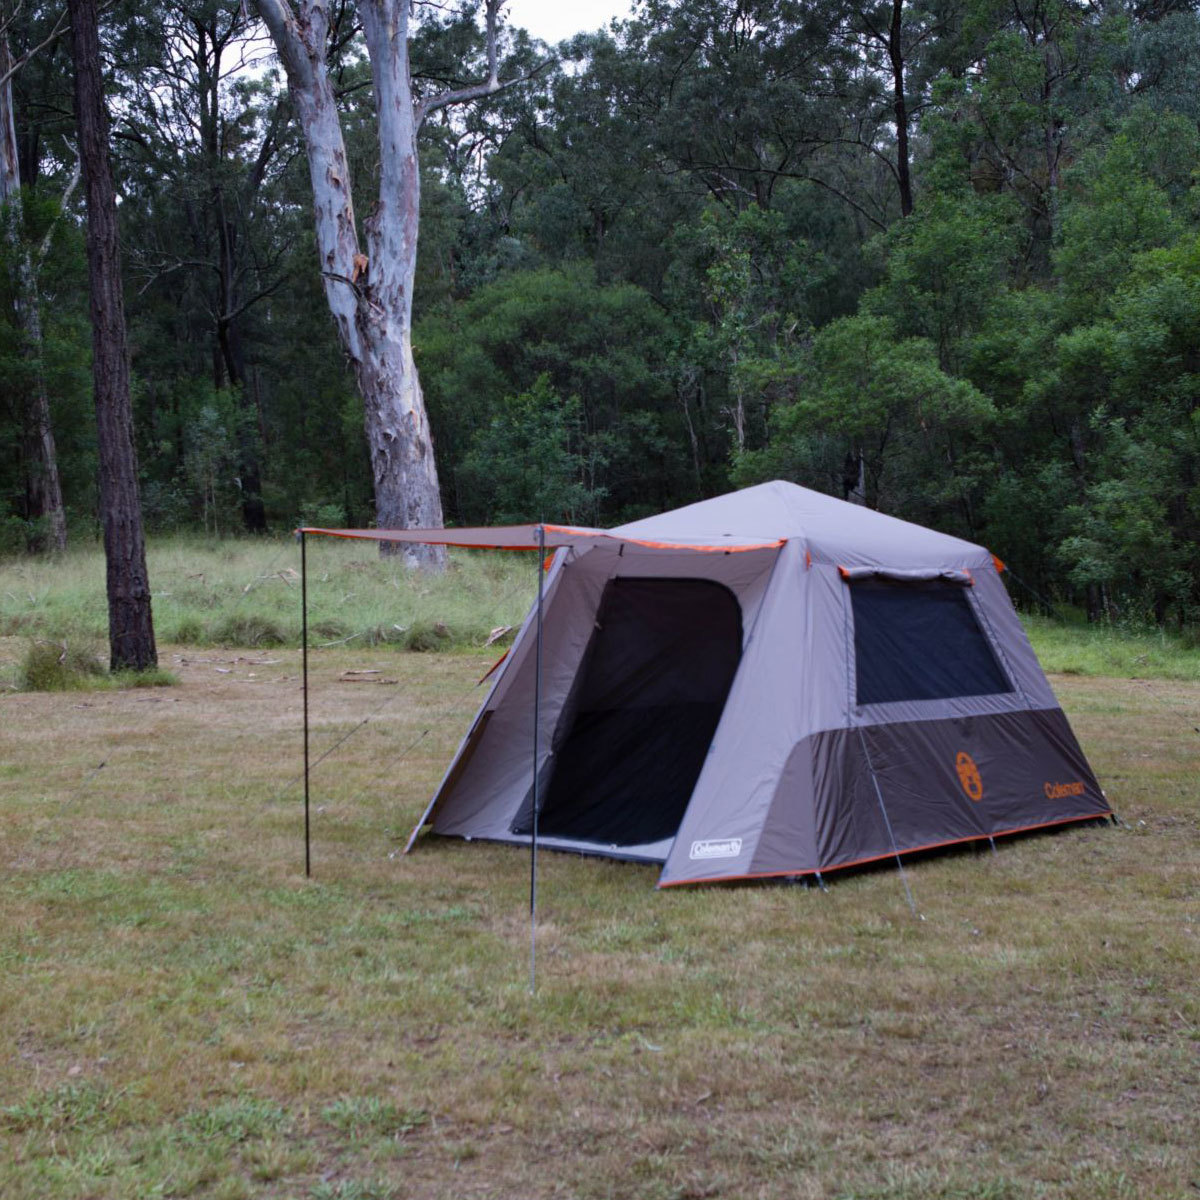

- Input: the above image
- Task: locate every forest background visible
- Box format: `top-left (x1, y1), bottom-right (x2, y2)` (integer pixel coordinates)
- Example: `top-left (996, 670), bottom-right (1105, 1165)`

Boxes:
top-left (3, 0), bottom-right (1200, 628)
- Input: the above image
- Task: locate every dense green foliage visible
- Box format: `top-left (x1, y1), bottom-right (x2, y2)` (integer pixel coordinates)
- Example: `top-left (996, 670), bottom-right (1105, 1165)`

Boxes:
top-left (3, 0), bottom-right (1200, 624)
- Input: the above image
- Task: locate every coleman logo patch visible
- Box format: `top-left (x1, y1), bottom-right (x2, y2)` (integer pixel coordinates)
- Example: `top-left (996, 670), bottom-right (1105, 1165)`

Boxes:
top-left (1044, 780), bottom-right (1086, 799)
top-left (955, 751), bottom-right (983, 801)
top-left (690, 838), bottom-right (742, 861)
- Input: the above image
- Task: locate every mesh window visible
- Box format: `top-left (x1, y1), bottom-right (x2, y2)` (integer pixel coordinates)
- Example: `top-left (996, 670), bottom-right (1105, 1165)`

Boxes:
top-left (850, 578), bottom-right (1011, 705)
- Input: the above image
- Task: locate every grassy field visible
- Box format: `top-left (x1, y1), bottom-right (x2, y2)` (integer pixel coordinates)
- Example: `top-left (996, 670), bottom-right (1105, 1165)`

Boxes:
top-left (0, 537), bottom-right (536, 659)
top-left (0, 542), bottom-right (1198, 1199)
top-left (3, 535), bottom-right (1200, 679)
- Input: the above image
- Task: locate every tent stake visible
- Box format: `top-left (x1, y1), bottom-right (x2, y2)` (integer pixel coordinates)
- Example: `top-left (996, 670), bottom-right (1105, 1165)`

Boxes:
top-left (301, 530), bottom-right (311, 879)
top-left (530, 524), bottom-right (545, 993)
top-left (856, 727), bottom-right (920, 919)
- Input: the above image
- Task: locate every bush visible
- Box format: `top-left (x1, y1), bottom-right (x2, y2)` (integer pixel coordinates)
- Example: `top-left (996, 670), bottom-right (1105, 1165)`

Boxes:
top-left (19, 640), bottom-right (106, 691)
top-left (15, 640), bottom-right (176, 691)
top-left (211, 614), bottom-right (286, 647)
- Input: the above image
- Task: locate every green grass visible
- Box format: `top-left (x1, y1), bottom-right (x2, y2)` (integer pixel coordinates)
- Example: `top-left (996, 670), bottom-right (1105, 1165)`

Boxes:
top-left (0, 535), bottom-right (534, 654)
top-left (0, 617), bottom-right (1197, 1197)
top-left (3, 537), bottom-right (1199, 683)
top-left (1, 536), bottom-right (1198, 1195)
top-left (1025, 612), bottom-right (1200, 681)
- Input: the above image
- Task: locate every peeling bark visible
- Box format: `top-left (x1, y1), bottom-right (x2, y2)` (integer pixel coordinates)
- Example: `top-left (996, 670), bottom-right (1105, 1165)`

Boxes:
top-left (256, 0), bottom-right (516, 565)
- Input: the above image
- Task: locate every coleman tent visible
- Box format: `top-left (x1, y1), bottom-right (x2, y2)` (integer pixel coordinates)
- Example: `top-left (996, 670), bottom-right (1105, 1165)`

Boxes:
top-left (303, 480), bottom-right (1109, 888)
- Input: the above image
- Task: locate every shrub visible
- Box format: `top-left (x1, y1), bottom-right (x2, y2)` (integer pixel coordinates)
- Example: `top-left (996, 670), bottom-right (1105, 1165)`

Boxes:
top-left (18, 640), bottom-right (106, 691)
top-left (211, 614), bottom-right (286, 647)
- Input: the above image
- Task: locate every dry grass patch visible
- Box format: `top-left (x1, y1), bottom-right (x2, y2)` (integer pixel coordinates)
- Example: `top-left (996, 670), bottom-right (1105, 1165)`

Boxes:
top-left (0, 642), bottom-right (1197, 1199)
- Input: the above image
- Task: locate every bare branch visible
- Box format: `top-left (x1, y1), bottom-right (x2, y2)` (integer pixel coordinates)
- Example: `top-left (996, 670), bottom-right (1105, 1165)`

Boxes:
top-left (414, 0), bottom-right (552, 128)
top-left (0, 6), bottom-right (70, 89)
top-left (34, 138), bottom-right (80, 266)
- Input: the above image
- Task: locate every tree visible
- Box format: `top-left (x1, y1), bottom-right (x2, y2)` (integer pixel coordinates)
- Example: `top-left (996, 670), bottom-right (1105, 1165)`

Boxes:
top-left (68, 0), bottom-right (157, 670)
top-left (255, 0), bottom-right (535, 561)
top-left (415, 264), bottom-right (685, 522)
top-left (117, 0), bottom-right (293, 533)
top-left (1, 6), bottom-right (70, 551)
top-left (734, 314), bottom-right (995, 532)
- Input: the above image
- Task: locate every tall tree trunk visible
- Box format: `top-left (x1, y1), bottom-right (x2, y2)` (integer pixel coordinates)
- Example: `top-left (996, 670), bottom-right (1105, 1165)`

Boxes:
top-left (887, 0), bottom-right (913, 218)
top-left (68, 0), bottom-right (157, 670)
top-left (257, 0), bottom-right (517, 564)
top-left (216, 203), bottom-right (267, 533)
top-left (2, 33), bottom-right (67, 552)
top-left (19, 292), bottom-right (67, 552)
top-left (256, 0), bottom-right (444, 564)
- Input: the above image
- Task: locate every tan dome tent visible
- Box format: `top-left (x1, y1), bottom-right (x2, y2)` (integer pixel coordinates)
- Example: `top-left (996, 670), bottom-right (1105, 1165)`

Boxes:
top-left (303, 481), bottom-right (1109, 888)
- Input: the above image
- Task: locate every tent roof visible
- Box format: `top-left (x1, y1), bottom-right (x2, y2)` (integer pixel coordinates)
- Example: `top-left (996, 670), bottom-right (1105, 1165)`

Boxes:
top-left (613, 481), bottom-right (990, 567)
top-left (300, 482), bottom-right (991, 566)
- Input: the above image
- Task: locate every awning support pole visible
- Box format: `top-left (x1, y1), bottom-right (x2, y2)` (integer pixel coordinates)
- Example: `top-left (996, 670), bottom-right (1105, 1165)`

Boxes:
top-left (856, 727), bottom-right (921, 920)
top-left (530, 524), bottom-right (545, 993)
top-left (301, 530), bottom-right (311, 879)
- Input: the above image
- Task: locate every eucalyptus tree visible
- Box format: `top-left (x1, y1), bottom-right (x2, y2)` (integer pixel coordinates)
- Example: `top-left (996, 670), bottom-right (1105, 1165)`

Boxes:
top-left (255, 0), bottom-right (541, 559)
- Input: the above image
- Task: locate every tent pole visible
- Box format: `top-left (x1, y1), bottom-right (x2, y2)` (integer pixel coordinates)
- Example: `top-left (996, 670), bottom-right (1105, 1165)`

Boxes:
top-left (856, 727), bottom-right (920, 919)
top-left (530, 524), bottom-right (545, 993)
top-left (301, 530), bottom-right (311, 879)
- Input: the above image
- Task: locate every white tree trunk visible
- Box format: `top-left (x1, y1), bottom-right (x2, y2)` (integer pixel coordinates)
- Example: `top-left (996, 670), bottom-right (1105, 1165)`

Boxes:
top-left (1, 33), bottom-right (67, 553)
top-left (257, 0), bottom-right (444, 564)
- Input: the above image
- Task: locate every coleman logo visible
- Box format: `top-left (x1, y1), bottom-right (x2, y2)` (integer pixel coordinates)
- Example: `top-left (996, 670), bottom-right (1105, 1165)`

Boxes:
top-left (955, 751), bottom-right (983, 801)
top-left (690, 838), bottom-right (742, 861)
top-left (1044, 780), bottom-right (1086, 799)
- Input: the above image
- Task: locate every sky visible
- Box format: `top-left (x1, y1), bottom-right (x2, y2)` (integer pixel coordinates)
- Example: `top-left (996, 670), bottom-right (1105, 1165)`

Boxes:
top-left (502, 0), bottom-right (635, 44)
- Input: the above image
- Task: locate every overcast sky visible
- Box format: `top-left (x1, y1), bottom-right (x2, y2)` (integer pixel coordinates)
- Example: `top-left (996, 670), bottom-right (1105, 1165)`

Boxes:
top-left (503, 0), bottom-right (634, 44)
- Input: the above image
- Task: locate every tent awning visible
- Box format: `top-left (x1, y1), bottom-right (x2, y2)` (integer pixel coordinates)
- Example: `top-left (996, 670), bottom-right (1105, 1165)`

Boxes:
top-left (298, 524), bottom-right (784, 554)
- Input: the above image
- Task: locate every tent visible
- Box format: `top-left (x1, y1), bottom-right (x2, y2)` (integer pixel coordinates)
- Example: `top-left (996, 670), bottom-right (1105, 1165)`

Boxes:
top-left (304, 480), bottom-right (1110, 888)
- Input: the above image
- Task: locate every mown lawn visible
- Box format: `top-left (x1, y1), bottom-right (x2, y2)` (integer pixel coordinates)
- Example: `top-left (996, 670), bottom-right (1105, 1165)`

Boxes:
top-left (0, 626), bottom-right (1196, 1199)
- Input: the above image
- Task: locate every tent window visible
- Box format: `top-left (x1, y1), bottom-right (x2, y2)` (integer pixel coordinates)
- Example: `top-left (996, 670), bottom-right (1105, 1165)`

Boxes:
top-left (849, 578), bottom-right (1011, 705)
top-left (513, 577), bottom-right (742, 847)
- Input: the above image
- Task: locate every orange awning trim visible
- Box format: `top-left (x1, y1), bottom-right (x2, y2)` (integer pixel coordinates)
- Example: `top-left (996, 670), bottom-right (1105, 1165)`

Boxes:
top-left (298, 524), bottom-right (784, 555)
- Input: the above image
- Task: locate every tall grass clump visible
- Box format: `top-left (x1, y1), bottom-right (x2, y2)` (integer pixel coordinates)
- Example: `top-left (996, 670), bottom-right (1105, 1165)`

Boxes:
top-left (17, 640), bottom-right (107, 691)
top-left (14, 639), bottom-right (176, 692)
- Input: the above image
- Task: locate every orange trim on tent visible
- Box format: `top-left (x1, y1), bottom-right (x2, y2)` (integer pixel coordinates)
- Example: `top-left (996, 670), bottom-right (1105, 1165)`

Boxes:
top-left (992, 554), bottom-right (1006, 574)
top-left (656, 810), bottom-right (1112, 888)
top-left (477, 649), bottom-right (509, 686)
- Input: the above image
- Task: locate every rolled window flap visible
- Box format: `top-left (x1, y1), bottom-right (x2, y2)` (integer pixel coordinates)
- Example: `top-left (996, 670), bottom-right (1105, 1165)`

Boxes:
top-left (838, 566), bottom-right (975, 585)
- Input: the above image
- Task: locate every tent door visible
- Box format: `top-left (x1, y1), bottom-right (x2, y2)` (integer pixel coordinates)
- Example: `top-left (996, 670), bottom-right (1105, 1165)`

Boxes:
top-left (514, 577), bottom-right (743, 847)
